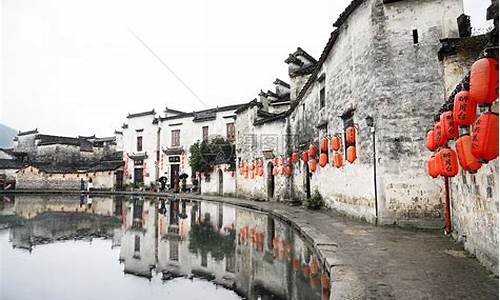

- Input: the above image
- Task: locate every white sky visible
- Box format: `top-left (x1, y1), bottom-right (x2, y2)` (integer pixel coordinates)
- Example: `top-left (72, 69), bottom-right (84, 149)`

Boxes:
top-left (0, 0), bottom-right (492, 137)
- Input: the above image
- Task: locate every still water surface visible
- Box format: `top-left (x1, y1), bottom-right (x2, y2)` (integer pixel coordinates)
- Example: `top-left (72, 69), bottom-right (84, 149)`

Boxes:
top-left (0, 194), bottom-right (330, 300)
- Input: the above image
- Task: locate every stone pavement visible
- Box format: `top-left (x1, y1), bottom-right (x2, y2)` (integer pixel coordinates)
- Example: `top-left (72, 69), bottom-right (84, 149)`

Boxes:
top-left (181, 194), bottom-right (498, 300)
top-left (3, 190), bottom-right (498, 299)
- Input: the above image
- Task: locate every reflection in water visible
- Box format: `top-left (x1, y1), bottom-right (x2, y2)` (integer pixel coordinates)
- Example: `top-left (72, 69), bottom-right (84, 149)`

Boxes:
top-left (0, 194), bottom-right (331, 300)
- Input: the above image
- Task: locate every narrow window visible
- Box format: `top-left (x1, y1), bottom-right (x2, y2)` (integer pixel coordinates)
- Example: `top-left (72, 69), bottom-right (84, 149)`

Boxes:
top-left (171, 130), bottom-right (180, 147)
top-left (319, 87), bottom-right (326, 108)
top-left (412, 29), bottom-right (419, 44)
top-left (136, 136), bottom-right (143, 152)
top-left (134, 235), bottom-right (140, 252)
top-left (202, 126), bottom-right (209, 142)
top-left (226, 123), bottom-right (235, 141)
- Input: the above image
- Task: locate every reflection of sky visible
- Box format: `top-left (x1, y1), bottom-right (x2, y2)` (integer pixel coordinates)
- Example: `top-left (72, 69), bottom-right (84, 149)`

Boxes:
top-left (0, 231), bottom-right (240, 300)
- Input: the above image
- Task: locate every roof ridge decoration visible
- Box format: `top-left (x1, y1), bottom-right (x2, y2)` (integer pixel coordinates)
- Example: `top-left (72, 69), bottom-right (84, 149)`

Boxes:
top-left (273, 78), bottom-right (291, 88)
top-left (284, 54), bottom-right (304, 65)
top-left (293, 47), bottom-right (318, 64)
top-left (158, 103), bottom-right (246, 122)
top-left (17, 129), bottom-right (38, 136)
top-left (127, 109), bottom-right (156, 119)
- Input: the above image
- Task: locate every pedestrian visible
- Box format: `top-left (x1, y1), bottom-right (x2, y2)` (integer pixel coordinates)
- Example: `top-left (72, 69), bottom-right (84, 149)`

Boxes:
top-left (80, 178), bottom-right (85, 191)
top-left (87, 178), bottom-right (93, 192)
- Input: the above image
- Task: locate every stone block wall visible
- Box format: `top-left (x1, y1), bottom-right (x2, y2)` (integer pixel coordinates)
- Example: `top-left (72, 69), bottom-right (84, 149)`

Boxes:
top-left (16, 166), bottom-right (116, 190)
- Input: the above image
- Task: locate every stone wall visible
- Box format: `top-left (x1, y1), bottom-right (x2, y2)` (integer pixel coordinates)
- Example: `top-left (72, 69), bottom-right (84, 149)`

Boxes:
top-left (439, 33), bottom-right (498, 275)
top-left (235, 105), bottom-right (289, 201)
top-left (235, 0), bottom-right (463, 228)
top-left (16, 166), bottom-right (116, 190)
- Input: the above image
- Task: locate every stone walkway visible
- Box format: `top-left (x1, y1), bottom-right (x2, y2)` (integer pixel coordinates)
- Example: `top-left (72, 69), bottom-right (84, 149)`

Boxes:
top-left (3, 190), bottom-right (498, 299)
top-left (182, 193), bottom-right (498, 300)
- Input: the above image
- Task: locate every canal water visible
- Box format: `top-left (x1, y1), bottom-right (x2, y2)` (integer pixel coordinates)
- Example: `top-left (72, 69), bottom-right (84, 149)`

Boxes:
top-left (0, 194), bottom-right (331, 300)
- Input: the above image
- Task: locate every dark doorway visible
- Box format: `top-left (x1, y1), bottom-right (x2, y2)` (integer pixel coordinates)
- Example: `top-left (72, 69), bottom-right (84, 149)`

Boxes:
top-left (170, 164), bottom-right (179, 190)
top-left (134, 168), bottom-right (144, 185)
top-left (115, 170), bottom-right (124, 190)
top-left (267, 162), bottom-right (274, 200)
top-left (304, 162), bottom-right (311, 199)
top-left (218, 169), bottom-right (223, 195)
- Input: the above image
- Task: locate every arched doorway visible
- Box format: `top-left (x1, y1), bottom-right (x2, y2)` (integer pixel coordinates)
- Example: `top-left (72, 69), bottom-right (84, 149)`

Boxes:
top-left (217, 169), bottom-right (223, 195)
top-left (267, 162), bottom-right (274, 200)
top-left (304, 162), bottom-right (311, 199)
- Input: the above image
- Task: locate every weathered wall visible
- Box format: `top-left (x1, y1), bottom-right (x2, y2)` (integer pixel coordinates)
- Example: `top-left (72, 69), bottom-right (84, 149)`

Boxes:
top-left (16, 166), bottom-right (116, 190)
top-left (440, 34), bottom-right (498, 275)
top-left (235, 106), bottom-right (289, 201)
top-left (235, 0), bottom-right (464, 227)
top-left (201, 165), bottom-right (236, 196)
top-left (16, 167), bottom-right (81, 190)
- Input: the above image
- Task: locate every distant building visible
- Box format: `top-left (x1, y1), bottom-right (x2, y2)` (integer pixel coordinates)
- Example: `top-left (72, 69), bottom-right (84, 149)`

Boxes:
top-left (121, 104), bottom-right (243, 191)
top-left (3, 129), bottom-right (123, 190)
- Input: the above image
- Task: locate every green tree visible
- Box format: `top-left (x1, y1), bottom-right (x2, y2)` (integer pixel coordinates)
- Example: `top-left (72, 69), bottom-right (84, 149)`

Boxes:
top-left (189, 138), bottom-right (236, 174)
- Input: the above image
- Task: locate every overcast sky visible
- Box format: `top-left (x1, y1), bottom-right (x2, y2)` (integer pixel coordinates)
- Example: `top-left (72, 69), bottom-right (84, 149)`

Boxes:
top-left (0, 0), bottom-right (492, 137)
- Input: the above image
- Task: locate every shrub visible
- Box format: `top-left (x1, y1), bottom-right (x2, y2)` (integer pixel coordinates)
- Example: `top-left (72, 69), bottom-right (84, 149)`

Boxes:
top-left (304, 189), bottom-right (324, 210)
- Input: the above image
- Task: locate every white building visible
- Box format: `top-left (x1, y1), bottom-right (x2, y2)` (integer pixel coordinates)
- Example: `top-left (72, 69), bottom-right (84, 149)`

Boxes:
top-left (121, 104), bottom-right (243, 191)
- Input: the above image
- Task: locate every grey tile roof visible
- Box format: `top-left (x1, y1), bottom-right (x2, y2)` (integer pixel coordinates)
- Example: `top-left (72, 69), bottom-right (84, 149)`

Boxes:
top-left (0, 159), bottom-right (23, 169)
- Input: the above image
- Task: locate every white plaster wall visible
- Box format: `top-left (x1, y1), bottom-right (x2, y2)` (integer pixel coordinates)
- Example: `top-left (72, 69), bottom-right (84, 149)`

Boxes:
top-left (159, 110), bottom-right (237, 186)
top-left (201, 164), bottom-right (236, 196)
top-left (122, 114), bottom-right (158, 186)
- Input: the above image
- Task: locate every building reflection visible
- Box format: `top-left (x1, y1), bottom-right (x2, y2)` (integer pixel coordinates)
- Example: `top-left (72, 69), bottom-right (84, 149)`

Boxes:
top-left (1, 195), bottom-right (330, 299)
top-left (1, 194), bottom-right (121, 252)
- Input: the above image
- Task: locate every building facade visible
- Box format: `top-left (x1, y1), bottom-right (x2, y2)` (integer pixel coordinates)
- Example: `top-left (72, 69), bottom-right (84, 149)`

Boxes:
top-left (121, 105), bottom-right (243, 192)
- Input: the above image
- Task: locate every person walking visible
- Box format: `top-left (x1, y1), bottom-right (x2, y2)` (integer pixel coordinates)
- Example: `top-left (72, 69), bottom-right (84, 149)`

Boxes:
top-left (80, 178), bottom-right (85, 192)
top-left (87, 178), bottom-right (93, 192)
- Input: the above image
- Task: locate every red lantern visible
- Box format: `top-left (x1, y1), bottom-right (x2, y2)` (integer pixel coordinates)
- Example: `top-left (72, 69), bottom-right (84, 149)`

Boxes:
top-left (243, 163), bottom-right (248, 172)
top-left (302, 152), bottom-right (309, 163)
top-left (293, 259), bottom-right (300, 272)
top-left (453, 90), bottom-right (476, 127)
top-left (471, 112), bottom-right (499, 162)
top-left (303, 265), bottom-right (311, 277)
top-left (321, 272), bottom-right (330, 290)
top-left (309, 144), bottom-right (318, 158)
top-left (456, 135), bottom-right (482, 172)
top-left (319, 153), bottom-right (328, 168)
top-left (279, 158), bottom-right (284, 166)
top-left (470, 58), bottom-right (499, 105)
top-left (333, 152), bottom-right (344, 168)
top-left (292, 152), bottom-right (299, 162)
top-left (273, 158), bottom-right (279, 167)
top-left (250, 170), bottom-right (255, 179)
top-left (433, 121), bottom-right (447, 147)
top-left (258, 160), bottom-right (264, 168)
top-left (427, 156), bottom-right (439, 178)
top-left (250, 163), bottom-right (255, 171)
top-left (440, 111), bottom-right (459, 140)
top-left (438, 148), bottom-right (459, 177)
top-left (346, 127), bottom-right (356, 145)
top-left (280, 166), bottom-right (286, 176)
top-left (346, 146), bottom-right (357, 163)
top-left (272, 167), bottom-right (278, 176)
top-left (330, 136), bottom-right (341, 151)
top-left (310, 159), bottom-right (317, 172)
top-left (320, 138), bottom-right (329, 153)
top-left (286, 157), bottom-right (292, 166)
top-left (311, 258), bottom-right (319, 275)
top-left (426, 130), bottom-right (437, 151)
top-left (285, 166), bottom-right (292, 176)
top-left (258, 168), bottom-right (264, 177)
